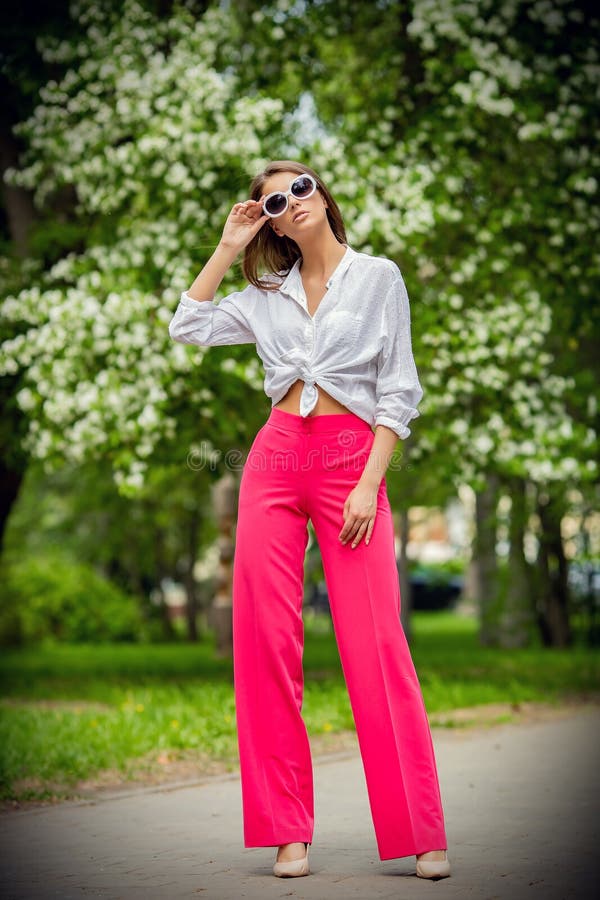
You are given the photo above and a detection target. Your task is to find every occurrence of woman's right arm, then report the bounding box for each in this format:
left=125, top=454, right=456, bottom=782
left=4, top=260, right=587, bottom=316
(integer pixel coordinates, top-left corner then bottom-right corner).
left=186, top=242, right=240, bottom=302
left=169, top=196, right=269, bottom=346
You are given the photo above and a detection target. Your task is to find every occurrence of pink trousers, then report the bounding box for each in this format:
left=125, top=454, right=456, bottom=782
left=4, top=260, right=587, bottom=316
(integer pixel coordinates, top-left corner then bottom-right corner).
left=231, top=407, right=448, bottom=860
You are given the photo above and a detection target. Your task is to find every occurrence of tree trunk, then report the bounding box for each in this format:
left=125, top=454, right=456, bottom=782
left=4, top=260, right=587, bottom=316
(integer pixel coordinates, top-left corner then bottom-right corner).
left=0, top=129, right=37, bottom=259
left=0, top=461, right=24, bottom=555
left=153, top=527, right=177, bottom=640
left=499, top=476, right=536, bottom=648
left=579, top=507, right=600, bottom=647
left=210, top=473, right=238, bottom=657
left=473, top=473, right=501, bottom=646
left=0, top=130, right=37, bottom=551
left=535, top=488, right=572, bottom=647
left=182, top=506, right=202, bottom=642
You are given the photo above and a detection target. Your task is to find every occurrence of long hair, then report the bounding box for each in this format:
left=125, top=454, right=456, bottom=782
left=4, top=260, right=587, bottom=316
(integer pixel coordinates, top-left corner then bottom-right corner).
left=242, top=160, right=347, bottom=291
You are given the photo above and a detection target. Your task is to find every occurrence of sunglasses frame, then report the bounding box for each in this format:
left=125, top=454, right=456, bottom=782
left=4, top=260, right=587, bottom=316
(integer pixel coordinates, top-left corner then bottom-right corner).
left=262, top=174, right=318, bottom=218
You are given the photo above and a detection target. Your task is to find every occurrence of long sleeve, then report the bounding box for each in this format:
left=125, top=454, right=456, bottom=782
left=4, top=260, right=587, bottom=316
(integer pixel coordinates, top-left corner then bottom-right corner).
left=168, top=285, right=257, bottom=347
left=374, top=271, right=424, bottom=439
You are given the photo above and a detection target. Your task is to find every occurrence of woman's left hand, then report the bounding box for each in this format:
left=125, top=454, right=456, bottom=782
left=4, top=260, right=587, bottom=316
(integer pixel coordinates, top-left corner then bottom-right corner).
left=339, top=481, right=378, bottom=548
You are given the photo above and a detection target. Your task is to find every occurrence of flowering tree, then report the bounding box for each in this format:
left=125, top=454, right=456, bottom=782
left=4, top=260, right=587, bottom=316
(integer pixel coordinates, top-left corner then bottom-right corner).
left=0, top=0, right=286, bottom=501
left=223, top=0, right=599, bottom=645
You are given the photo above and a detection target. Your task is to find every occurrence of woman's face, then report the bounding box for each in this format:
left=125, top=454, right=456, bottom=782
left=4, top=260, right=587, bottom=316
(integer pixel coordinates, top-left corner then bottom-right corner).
left=261, top=170, right=328, bottom=240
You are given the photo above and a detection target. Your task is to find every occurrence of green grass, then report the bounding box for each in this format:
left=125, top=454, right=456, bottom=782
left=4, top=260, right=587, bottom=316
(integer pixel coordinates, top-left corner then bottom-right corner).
left=405, top=611, right=600, bottom=711
left=1, top=611, right=598, bottom=804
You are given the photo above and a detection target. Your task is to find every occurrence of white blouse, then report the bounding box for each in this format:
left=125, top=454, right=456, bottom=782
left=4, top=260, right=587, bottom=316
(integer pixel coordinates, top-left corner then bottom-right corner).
left=168, top=244, right=424, bottom=439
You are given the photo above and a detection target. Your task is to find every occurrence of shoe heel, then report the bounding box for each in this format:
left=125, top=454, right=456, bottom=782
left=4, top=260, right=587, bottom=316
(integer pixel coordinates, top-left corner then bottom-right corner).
left=416, top=852, right=451, bottom=879
left=273, top=843, right=310, bottom=878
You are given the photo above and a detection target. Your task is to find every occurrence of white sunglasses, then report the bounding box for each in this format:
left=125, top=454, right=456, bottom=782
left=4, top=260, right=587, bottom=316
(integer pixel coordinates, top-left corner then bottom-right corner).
left=262, top=174, right=318, bottom=218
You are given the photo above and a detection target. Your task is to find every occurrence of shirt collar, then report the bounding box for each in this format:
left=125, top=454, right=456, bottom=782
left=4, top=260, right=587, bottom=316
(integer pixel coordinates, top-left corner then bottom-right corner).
left=277, top=244, right=357, bottom=304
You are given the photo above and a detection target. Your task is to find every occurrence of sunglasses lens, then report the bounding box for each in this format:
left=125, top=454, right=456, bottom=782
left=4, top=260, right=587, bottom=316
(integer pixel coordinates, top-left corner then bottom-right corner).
left=291, top=175, right=315, bottom=198
left=264, top=193, right=287, bottom=216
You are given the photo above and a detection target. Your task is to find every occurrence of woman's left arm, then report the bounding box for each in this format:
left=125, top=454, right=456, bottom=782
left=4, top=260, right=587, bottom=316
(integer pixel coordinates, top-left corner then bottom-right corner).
left=338, top=425, right=398, bottom=548
left=339, top=268, right=423, bottom=548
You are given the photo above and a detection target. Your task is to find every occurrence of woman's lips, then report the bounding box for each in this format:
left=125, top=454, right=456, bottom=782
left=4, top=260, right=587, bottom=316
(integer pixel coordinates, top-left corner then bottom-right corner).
left=293, top=211, right=309, bottom=222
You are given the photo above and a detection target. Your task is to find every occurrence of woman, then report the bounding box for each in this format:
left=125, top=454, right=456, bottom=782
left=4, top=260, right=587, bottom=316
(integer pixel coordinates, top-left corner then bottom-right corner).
left=168, top=160, right=451, bottom=880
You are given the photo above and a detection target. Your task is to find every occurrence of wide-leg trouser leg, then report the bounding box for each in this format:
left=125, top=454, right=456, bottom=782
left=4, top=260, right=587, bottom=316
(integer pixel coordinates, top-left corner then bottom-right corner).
left=232, top=422, right=313, bottom=847
left=307, top=425, right=448, bottom=861
left=231, top=408, right=448, bottom=860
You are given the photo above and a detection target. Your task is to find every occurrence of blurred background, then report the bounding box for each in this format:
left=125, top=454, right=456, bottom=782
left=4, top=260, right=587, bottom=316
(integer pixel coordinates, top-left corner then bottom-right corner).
left=0, top=0, right=598, bottom=806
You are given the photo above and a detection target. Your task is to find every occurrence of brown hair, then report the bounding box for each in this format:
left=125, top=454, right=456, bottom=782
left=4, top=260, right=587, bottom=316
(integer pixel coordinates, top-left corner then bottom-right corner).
left=241, top=160, right=347, bottom=291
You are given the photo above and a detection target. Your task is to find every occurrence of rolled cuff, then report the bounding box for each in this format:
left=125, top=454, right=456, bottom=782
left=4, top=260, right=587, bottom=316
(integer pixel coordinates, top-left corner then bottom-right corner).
left=374, top=412, right=419, bottom=440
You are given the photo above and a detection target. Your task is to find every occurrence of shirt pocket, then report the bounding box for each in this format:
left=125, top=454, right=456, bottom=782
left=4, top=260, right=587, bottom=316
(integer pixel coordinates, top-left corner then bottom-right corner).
left=325, top=309, right=365, bottom=344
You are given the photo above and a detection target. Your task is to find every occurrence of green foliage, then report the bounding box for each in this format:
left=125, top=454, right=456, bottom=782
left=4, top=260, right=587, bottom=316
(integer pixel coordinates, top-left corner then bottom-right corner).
left=409, top=558, right=466, bottom=582
left=0, top=552, right=143, bottom=646
left=1, top=457, right=221, bottom=646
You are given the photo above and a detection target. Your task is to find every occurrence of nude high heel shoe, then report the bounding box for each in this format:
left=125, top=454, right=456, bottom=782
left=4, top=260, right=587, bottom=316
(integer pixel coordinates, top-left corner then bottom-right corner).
left=416, top=849, right=451, bottom=879
left=273, top=842, right=310, bottom=877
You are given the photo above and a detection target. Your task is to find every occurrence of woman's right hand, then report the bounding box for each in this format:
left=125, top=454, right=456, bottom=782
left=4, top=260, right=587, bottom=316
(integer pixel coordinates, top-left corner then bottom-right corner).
left=219, top=195, right=269, bottom=254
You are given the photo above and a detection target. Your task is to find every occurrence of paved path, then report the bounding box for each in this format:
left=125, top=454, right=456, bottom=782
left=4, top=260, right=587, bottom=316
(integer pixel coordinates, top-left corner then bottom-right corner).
left=1, top=704, right=598, bottom=899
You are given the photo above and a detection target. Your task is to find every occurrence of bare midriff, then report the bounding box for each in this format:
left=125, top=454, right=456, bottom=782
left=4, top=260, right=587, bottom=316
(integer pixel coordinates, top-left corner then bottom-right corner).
left=273, top=379, right=353, bottom=416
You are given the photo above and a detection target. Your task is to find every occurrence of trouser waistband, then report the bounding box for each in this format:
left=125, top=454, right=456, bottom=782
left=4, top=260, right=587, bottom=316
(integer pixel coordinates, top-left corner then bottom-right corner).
left=266, top=407, right=373, bottom=434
